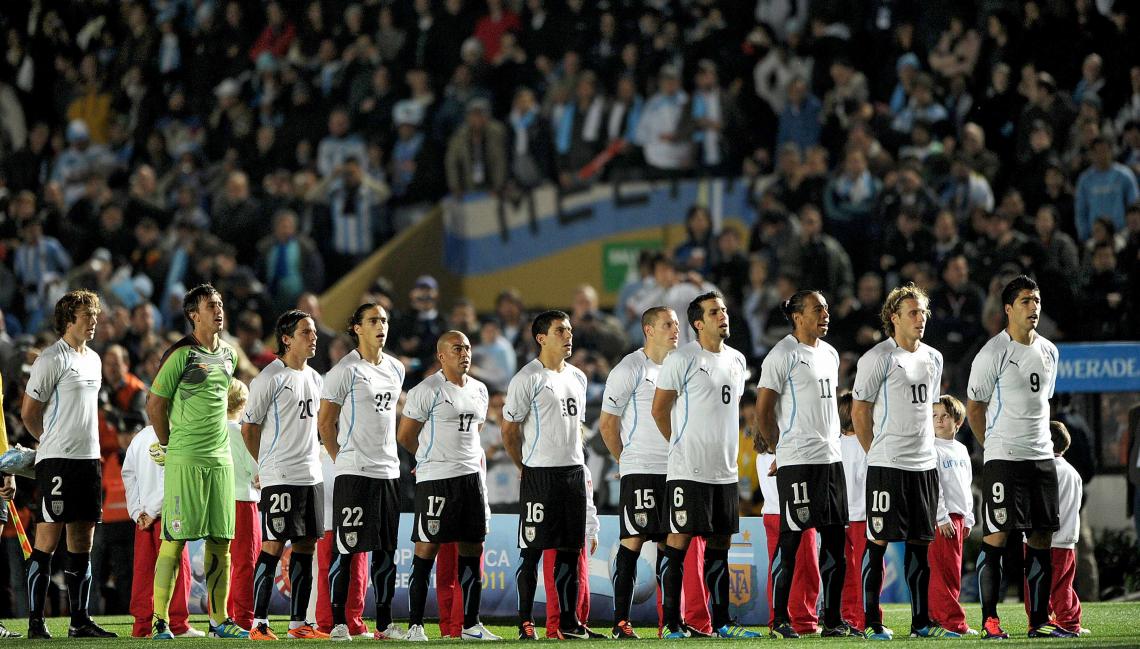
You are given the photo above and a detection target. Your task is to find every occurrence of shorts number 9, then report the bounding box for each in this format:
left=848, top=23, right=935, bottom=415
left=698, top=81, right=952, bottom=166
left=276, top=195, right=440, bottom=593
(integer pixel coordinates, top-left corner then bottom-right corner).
left=991, top=482, right=1004, bottom=504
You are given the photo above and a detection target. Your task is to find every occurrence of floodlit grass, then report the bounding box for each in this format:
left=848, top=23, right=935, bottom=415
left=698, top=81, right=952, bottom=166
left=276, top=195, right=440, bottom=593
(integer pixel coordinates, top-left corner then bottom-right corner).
left=9, top=602, right=1140, bottom=646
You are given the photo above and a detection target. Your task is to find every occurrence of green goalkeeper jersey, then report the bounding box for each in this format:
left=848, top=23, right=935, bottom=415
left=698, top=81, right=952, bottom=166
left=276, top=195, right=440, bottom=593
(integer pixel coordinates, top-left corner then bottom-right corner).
left=150, top=335, right=239, bottom=467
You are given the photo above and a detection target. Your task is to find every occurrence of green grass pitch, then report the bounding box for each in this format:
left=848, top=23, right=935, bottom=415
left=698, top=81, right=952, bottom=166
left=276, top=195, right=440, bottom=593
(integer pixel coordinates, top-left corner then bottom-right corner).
left=9, top=601, right=1140, bottom=646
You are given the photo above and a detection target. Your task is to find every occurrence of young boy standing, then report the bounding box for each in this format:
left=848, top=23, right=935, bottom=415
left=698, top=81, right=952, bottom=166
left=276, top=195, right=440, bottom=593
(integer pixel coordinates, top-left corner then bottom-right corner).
left=929, top=395, right=974, bottom=635
left=837, top=393, right=871, bottom=632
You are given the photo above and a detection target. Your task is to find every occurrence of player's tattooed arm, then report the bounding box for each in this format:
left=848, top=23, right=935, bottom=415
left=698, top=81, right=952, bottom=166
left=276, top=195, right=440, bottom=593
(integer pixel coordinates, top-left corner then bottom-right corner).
left=318, top=399, right=341, bottom=459
left=501, top=419, right=524, bottom=470
left=965, top=399, right=988, bottom=448
left=650, top=388, right=676, bottom=441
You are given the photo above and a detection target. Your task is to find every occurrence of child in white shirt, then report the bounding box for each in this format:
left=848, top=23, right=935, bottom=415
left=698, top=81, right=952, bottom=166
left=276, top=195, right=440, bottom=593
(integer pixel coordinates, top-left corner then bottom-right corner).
left=929, top=395, right=974, bottom=635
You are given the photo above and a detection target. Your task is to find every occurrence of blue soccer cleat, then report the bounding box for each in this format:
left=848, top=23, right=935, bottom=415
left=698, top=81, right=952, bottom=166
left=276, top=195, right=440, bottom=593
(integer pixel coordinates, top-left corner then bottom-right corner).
left=209, top=618, right=250, bottom=639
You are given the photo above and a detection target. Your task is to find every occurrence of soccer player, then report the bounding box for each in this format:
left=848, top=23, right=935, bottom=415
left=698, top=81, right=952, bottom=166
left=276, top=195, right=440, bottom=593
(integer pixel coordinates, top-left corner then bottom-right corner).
left=929, top=395, right=974, bottom=635
left=755, top=290, right=854, bottom=639
left=599, top=306, right=679, bottom=639
left=20, top=290, right=116, bottom=639
left=147, top=284, right=246, bottom=639
left=541, top=466, right=599, bottom=639
left=242, top=310, right=328, bottom=639
left=319, top=303, right=406, bottom=641
left=966, top=275, right=1072, bottom=638
left=653, top=291, right=760, bottom=639
left=396, top=331, right=501, bottom=642
left=852, top=283, right=955, bottom=639
left=501, top=310, right=600, bottom=640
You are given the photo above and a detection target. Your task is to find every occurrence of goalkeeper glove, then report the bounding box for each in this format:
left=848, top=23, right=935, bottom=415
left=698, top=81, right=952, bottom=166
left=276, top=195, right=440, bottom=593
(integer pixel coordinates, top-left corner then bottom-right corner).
left=149, top=442, right=168, bottom=466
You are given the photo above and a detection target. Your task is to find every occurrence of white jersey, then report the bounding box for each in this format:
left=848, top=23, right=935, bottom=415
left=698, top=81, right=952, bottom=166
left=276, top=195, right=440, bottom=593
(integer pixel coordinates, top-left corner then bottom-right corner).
left=658, top=341, right=748, bottom=485
left=757, top=453, right=779, bottom=515
left=227, top=421, right=260, bottom=502
left=242, top=359, right=324, bottom=488
left=26, top=339, right=102, bottom=462
left=934, top=437, right=975, bottom=528
left=840, top=435, right=868, bottom=521
left=757, top=335, right=842, bottom=467
left=322, top=349, right=404, bottom=479
left=600, top=349, right=670, bottom=475
left=503, top=359, right=587, bottom=467
left=1052, top=456, right=1082, bottom=549
left=852, top=338, right=943, bottom=471
left=967, top=331, right=1058, bottom=462
left=122, top=426, right=164, bottom=521
left=403, top=371, right=489, bottom=482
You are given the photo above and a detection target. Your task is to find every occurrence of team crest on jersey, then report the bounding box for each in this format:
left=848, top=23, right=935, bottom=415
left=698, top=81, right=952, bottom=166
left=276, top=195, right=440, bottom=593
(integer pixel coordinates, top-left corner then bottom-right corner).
left=170, top=519, right=182, bottom=533
left=345, top=532, right=358, bottom=548
left=675, top=510, right=688, bottom=527
left=635, top=512, right=648, bottom=528
left=427, top=519, right=440, bottom=536
left=871, top=517, right=883, bottom=534
left=993, top=508, right=1007, bottom=525
left=524, top=526, right=536, bottom=543
left=796, top=507, right=810, bottom=524
left=51, top=500, right=64, bottom=516
left=273, top=517, right=285, bottom=533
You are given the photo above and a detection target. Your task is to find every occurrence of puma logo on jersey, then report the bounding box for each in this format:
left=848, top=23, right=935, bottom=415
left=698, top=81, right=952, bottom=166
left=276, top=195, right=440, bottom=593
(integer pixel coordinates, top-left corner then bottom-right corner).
left=443, top=398, right=453, bottom=405
left=607, top=396, right=619, bottom=405
left=544, top=384, right=556, bottom=394
left=799, top=360, right=810, bottom=368
left=644, top=378, right=655, bottom=385
left=698, top=367, right=711, bottom=376
left=70, top=367, right=80, bottom=375
left=1008, top=359, right=1020, bottom=367
left=506, top=410, right=517, bottom=419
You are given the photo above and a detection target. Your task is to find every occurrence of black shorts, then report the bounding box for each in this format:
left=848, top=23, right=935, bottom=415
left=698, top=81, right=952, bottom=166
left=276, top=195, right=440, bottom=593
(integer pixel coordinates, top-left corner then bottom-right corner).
left=865, top=467, right=938, bottom=542
left=412, top=472, right=487, bottom=544
left=667, top=480, right=739, bottom=536
left=619, top=474, right=669, bottom=540
left=776, top=462, right=848, bottom=532
left=36, top=458, right=102, bottom=523
left=519, top=465, right=586, bottom=550
left=332, top=475, right=400, bottom=554
left=982, top=459, right=1059, bottom=536
left=260, top=484, right=325, bottom=542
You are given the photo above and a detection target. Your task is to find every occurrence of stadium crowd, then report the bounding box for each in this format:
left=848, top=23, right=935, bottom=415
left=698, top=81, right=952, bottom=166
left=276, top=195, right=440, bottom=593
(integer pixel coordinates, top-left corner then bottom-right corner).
left=0, top=0, right=1138, bottom=620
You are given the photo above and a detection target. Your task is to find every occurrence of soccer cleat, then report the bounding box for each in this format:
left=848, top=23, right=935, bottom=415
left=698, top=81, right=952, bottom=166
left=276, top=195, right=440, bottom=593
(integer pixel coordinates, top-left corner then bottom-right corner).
left=175, top=627, right=206, bottom=638
left=681, top=622, right=712, bottom=638
left=251, top=622, right=279, bottom=640
left=209, top=618, right=250, bottom=639
left=151, top=618, right=174, bottom=640
left=288, top=624, right=330, bottom=640
left=405, top=624, right=429, bottom=642
left=821, top=620, right=862, bottom=637
left=329, top=624, right=352, bottom=641
left=715, top=622, right=763, bottom=638
left=27, top=618, right=51, bottom=640
left=911, top=625, right=962, bottom=638
left=964, top=628, right=979, bottom=636
left=982, top=617, right=1008, bottom=640
left=375, top=623, right=406, bottom=640
left=769, top=622, right=800, bottom=639
left=1027, top=623, right=1077, bottom=638
left=663, top=625, right=690, bottom=639
left=611, top=620, right=639, bottom=639
left=518, top=621, right=537, bottom=641
left=559, top=625, right=606, bottom=640
left=0, top=622, right=21, bottom=639
left=863, top=624, right=894, bottom=640
left=69, top=618, right=118, bottom=638
left=461, top=623, right=502, bottom=641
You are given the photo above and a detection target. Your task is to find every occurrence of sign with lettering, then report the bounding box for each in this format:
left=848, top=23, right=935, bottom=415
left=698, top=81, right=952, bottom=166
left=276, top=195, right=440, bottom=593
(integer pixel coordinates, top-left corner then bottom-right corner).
left=1055, top=343, right=1140, bottom=393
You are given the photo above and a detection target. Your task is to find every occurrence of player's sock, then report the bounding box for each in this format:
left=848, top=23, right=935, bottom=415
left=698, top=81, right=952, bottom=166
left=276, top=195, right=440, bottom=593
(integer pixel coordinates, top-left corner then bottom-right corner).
left=612, top=545, right=639, bottom=624
left=26, top=548, right=52, bottom=619
left=660, top=544, right=686, bottom=630
left=905, top=542, right=931, bottom=629
left=554, top=550, right=581, bottom=631
left=289, top=551, right=314, bottom=624
left=253, top=551, right=277, bottom=622
left=1025, top=545, right=1053, bottom=627
left=771, top=531, right=801, bottom=626
left=861, top=542, right=887, bottom=628
left=819, top=525, right=847, bottom=628
left=371, top=551, right=397, bottom=628
left=408, top=555, right=434, bottom=626
left=703, top=546, right=730, bottom=630
left=458, top=553, right=482, bottom=628
left=64, top=551, right=92, bottom=625
left=152, top=539, right=185, bottom=622
left=203, top=538, right=232, bottom=626
left=328, top=553, right=349, bottom=625
left=977, top=541, right=1003, bottom=620
left=515, top=549, right=541, bottom=623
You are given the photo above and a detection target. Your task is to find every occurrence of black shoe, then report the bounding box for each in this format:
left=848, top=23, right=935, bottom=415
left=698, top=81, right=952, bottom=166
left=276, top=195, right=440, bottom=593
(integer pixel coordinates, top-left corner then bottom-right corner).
left=0, top=621, right=21, bottom=639
left=518, top=621, right=537, bottom=641
left=68, top=618, right=118, bottom=638
left=680, top=622, right=712, bottom=638
left=560, top=625, right=606, bottom=640
left=821, top=620, right=862, bottom=637
left=27, top=618, right=51, bottom=640
left=769, top=622, right=800, bottom=639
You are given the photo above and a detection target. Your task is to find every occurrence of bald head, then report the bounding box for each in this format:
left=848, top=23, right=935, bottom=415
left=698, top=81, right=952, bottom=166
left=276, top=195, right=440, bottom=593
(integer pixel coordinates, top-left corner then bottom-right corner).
left=437, top=330, right=470, bottom=354
left=437, top=330, right=473, bottom=381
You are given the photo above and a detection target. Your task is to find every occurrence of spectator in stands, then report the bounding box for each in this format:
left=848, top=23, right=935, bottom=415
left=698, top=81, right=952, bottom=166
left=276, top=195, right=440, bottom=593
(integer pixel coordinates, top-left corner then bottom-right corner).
left=1080, top=242, right=1126, bottom=341
left=555, top=70, right=606, bottom=184
left=673, top=205, right=715, bottom=275
left=892, top=73, right=949, bottom=135
left=741, top=254, right=783, bottom=362
left=974, top=211, right=1030, bottom=290
left=472, top=319, right=516, bottom=393
left=568, top=284, right=626, bottom=363
left=927, top=254, right=986, bottom=364
left=256, top=209, right=324, bottom=316
left=1029, top=205, right=1081, bottom=310
left=777, top=77, right=822, bottom=152
left=928, top=14, right=981, bottom=82
left=445, top=98, right=507, bottom=197
left=880, top=205, right=935, bottom=283
left=786, top=203, right=854, bottom=303
left=307, top=155, right=391, bottom=279
left=942, top=154, right=995, bottom=223
left=636, top=65, right=691, bottom=176
left=710, top=226, right=750, bottom=310
left=824, top=148, right=881, bottom=259
left=506, top=88, right=555, bottom=192
left=317, top=107, right=368, bottom=178
left=209, top=170, right=262, bottom=263
left=1074, top=136, right=1139, bottom=241
left=52, top=119, right=111, bottom=209
left=387, top=100, right=445, bottom=226
left=689, top=59, right=740, bottom=176
left=394, top=275, right=448, bottom=377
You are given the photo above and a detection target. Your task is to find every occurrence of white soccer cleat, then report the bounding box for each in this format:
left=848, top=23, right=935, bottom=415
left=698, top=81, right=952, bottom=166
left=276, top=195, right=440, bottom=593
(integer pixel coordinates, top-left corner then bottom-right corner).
left=330, top=624, right=352, bottom=641
left=405, top=625, right=429, bottom=642
left=174, top=627, right=206, bottom=638
left=461, top=623, right=502, bottom=641
left=375, top=623, right=406, bottom=640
